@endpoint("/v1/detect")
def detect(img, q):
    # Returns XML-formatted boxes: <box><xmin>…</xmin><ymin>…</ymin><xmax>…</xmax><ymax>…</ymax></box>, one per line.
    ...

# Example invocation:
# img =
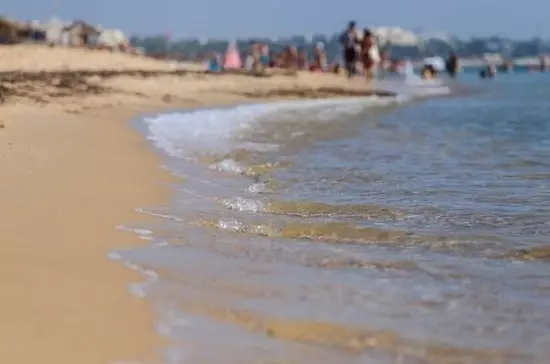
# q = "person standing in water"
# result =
<box><xmin>339</xmin><ymin>21</ymin><xmax>358</xmax><ymax>78</ymax></box>
<box><xmin>446</xmin><ymin>52</ymin><xmax>459</xmax><ymax>78</ymax></box>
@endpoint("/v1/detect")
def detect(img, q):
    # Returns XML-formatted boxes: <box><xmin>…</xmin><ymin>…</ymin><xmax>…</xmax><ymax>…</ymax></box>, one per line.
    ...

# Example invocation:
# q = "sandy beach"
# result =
<box><xmin>0</xmin><ymin>44</ymin><xmax>385</xmax><ymax>363</ymax></box>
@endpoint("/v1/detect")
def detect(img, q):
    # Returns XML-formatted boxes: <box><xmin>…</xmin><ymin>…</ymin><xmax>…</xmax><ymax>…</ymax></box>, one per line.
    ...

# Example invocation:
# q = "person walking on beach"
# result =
<box><xmin>339</xmin><ymin>21</ymin><xmax>358</xmax><ymax>78</ymax></box>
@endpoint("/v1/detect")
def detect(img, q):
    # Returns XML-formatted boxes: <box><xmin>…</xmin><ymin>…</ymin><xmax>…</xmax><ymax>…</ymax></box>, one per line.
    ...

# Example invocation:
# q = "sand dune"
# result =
<box><xmin>0</xmin><ymin>43</ymin><xmax>182</xmax><ymax>72</ymax></box>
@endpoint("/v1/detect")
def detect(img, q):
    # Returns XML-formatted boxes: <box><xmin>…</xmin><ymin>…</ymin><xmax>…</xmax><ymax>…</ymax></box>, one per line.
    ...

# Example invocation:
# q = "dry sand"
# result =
<box><xmin>0</xmin><ymin>44</ymin><xmax>384</xmax><ymax>363</ymax></box>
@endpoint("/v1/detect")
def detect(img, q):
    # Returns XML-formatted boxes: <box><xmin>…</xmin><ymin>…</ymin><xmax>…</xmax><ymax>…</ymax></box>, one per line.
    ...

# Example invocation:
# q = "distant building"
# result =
<box><xmin>62</xmin><ymin>20</ymin><xmax>100</xmax><ymax>46</ymax></box>
<box><xmin>96</xmin><ymin>28</ymin><xmax>128</xmax><ymax>49</ymax></box>
<box><xmin>0</xmin><ymin>17</ymin><xmax>25</xmax><ymax>43</ymax></box>
<box><xmin>39</xmin><ymin>18</ymin><xmax>66</xmax><ymax>44</ymax></box>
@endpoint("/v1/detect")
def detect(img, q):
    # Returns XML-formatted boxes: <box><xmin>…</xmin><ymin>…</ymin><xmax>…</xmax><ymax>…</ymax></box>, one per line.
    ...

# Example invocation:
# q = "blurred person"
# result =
<box><xmin>339</xmin><ymin>21</ymin><xmax>359</xmax><ymax>78</ymax></box>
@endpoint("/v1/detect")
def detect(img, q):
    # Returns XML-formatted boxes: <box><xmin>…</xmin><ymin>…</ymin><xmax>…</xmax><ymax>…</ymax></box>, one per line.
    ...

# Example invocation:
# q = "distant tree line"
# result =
<box><xmin>129</xmin><ymin>34</ymin><xmax>550</xmax><ymax>62</ymax></box>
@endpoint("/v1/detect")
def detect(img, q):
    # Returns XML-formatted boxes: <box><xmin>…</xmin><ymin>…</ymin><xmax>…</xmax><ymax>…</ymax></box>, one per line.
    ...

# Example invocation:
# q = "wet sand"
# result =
<box><xmin>0</xmin><ymin>44</ymin><xmax>389</xmax><ymax>363</ymax></box>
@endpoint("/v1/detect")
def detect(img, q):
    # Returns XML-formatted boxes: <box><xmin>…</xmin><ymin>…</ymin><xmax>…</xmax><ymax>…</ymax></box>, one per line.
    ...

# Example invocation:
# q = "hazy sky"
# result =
<box><xmin>2</xmin><ymin>0</ymin><xmax>548</xmax><ymax>39</ymax></box>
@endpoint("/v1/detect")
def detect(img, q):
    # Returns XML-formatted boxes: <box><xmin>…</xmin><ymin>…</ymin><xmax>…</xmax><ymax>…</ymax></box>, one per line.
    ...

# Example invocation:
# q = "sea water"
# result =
<box><xmin>113</xmin><ymin>74</ymin><xmax>550</xmax><ymax>364</ymax></box>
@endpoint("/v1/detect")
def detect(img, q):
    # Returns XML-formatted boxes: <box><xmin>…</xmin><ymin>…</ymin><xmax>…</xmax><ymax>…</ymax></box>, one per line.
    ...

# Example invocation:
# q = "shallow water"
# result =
<box><xmin>115</xmin><ymin>75</ymin><xmax>550</xmax><ymax>363</ymax></box>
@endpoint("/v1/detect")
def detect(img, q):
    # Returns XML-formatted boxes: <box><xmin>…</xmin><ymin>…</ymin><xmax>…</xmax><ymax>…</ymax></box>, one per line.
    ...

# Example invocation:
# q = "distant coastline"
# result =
<box><xmin>3</xmin><ymin>15</ymin><xmax>547</xmax><ymax>69</ymax></box>
<box><xmin>131</xmin><ymin>34</ymin><xmax>550</xmax><ymax>65</ymax></box>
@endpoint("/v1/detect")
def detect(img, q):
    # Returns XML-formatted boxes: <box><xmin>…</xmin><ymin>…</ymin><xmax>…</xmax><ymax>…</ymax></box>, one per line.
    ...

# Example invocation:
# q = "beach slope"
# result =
<box><xmin>0</xmin><ymin>44</ymin><xmax>385</xmax><ymax>363</ymax></box>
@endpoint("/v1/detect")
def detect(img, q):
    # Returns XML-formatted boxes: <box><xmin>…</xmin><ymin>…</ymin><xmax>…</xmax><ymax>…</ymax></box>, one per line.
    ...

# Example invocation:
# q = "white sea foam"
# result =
<box><xmin>217</xmin><ymin>218</ymin><xmax>246</xmax><ymax>232</ymax></box>
<box><xmin>128</xmin><ymin>282</ymin><xmax>148</xmax><ymax>298</ymax></box>
<box><xmin>107</xmin><ymin>248</ymin><xmax>160</xmax><ymax>299</ymax></box>
<box><xmin>209</xmin><ymin>158</ymin><xmax>247</xmax><ymax>174</ymax></box>
<box><xmin>219</xmin><ymin>197</ymin><xmax>265</xmax><ymax>213</ymax></box>
<box><xmin>135</xmin><ymin>207</ymin><xmax>184</xmax><ymax>223</ymax></box>
<box><xmin>375</xmin><ymin>76</ymin><xmax>452</xmax><ymax>98</ymax></box>
<box><xmin>107</xmin><ymin>251</ymin><xmax>123</xmax><ymax>261</ymax></box>
<box><xmin>248</xmin><ymin>182</ymin><xmax>271</xmax><ymax>193</ymax></box>
<box><xmin>116</xmin><ymin>225</ymin><xmax>155</xmax><ymax>240</ymax></box>
<box><xmin>236</xmin><ymin>141</ymin><xmax>280</xmax><ymax>152</ymax></box>
<box><xmin>143</xmin><ymin>97</ymin><xmax>399</xmax><ymax>159</ymax></box>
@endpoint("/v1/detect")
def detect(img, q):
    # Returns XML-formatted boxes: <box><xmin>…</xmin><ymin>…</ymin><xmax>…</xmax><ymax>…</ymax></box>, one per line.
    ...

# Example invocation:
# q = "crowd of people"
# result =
<box><xmin>207</xmin><ymin>41</ymin><xmax>334</xmax><ymax>74</ymax></box>
<box><xmin>207</xmin><ymin>21</ymin><xmax>461</xmax><ymax>80</ymax></box>
<box><xmin>339</xmin><ymin>21</ymin><xmax>460</xmax><ymax>80</ymax></box>
<box><xmin>243</xmin><ymin>41</ymin><xmax>331</xmax><ymax>72</ymax></box>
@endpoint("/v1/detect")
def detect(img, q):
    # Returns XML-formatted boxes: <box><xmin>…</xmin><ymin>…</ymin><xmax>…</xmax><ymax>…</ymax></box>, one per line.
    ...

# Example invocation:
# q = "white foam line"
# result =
<box><xmin>107</xmin><ymin>250</ymin><xmax>160</xmax><ymax>298</ymax></box>
<box><xmin>115</xmin><ymin>225</ymin><xmax>154</xmax><ymax>237</ymax></box>
<box><xmin>176</xmin><ymin>187</ymin><xmax>208</xmax><ymax>199</ymax></box>
<box><xmin>124</xmin><ymin>262</ymin><xmax>140</xmax><ymax>271</ymax></box>
<box><xmin>143</xmin><ymin>269</ymin><xmax>159</xmax><ymax>280</ymax></box>
<box><xmin>109</xmin><ymin>224</ymin><xmax>187</xmax><ymax>364</ymax></box>
<box><xmin>128</xmin><ymin>282</ymin><xmax>147</xmax><ymax>298</ymax></box>
<box><xmin>135</xmin><ymin>207</ymin><xmax>184</xmax><ymax>223</ymax></box>
<box><xmin>143</xmin><ymin>96</ymin><xmax>399</xmax><ymax>159</ymax></box>
<box><xmin>107</xmin><ymin>251</ymin><xmax>123</xmax><ymax>261</ymax></box>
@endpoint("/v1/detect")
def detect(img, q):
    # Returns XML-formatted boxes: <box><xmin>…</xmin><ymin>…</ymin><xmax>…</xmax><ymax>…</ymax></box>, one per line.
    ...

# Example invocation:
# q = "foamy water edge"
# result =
<box><xmin>109</xmin><ymin>82</ymin><xmax>453</xmax><ymax>363</ymax></box>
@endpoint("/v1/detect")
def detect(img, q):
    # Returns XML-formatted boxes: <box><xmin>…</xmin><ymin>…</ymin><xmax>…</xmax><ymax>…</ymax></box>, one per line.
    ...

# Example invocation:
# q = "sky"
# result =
<box><xmin>2</xmin><ymin>0</ymin><xmax>549</xmax><ymax>40</ymax></box>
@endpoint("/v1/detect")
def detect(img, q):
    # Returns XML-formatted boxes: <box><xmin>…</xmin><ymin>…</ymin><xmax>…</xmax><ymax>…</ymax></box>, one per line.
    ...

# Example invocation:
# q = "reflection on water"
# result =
<box><xmin>118</xmin><ymin>76</ymin><xmax>550</xmax><ymax>363</ymax></box>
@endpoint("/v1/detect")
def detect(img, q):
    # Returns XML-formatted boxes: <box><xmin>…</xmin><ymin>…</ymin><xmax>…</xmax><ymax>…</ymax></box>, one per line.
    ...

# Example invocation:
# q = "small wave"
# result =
<box><xmin>219</xmin><ymin>197</ymin><xmax>266</xmax><ymax>213</ymax></box>
<box><xmin>194</xmin><ymin>215</ymin><xmax>500</xmax><ymax>255</ymax></box>
<box><xmin>218</xmin><ymin>197</ymin><xmax>404</xmax><ymax>220</ymax></box>
<box><xmin>501</xmin><ymin>246</ymin><xmax>550</xmax><ymax>262</ymax></box>
<box><xmin>135</xmin><ymin>207</ymin><xmax>185</xmax><ymax>223</ymax></box>
<box><xmin>209</xmin><ymin>158</ymin><xmax>247</xmax><ymax>174</ymax></box>
<box><xmin>278</xmin><ymin>221</ymin><xmax>409</xmax><ymax>242</ymax></box>
<box><xmin>197</xmin><ymin>216</ymin><xmax>410</xmax><ymax>244</ymax></box>
<box><xmin>266</xmin><ymin>200</ymin><xmax>404</xmax><ymax>220</ymax></box>
<box><xmin>374</xmin><ymin>77</ymin><xmax>453</xmax><ymax>98</ymax></box>
<box><xmin>176</xmin><ymin>302</ymin><xmax>525</xmax><ymax>363</ymax></box>
<box><xmin>178</xmin><ymin>301</ymin><xmax>399</xmax><ymax>352</ymax></box>
<box><xmin>115</xmin><ymin>225</ymin><xmax>155</xmax><ymax>241</ymax></box>
<box><xmin>236</xmin><ymin>141</ymin><xmax>280</xmax><ymax>152</ymax></box>
<box><xmin>143</xmin><ymin>97</ymin><xmax>398</xmax><ymax>159</ymax></box>
<box><xmin>247</xmin><ymin>181</ymin><xmax>281</xmax><ymax>194</ymax></box>
<box><xmin>217</xmin><ymin>218</ymin><xmax>247</xmax><ymax>232</ymax></box>
<box><xmin>311</xmin><ymin>256</ymin><xmax>421</xmax><ymax>272</ymax></box>
<box><xmin>209</xmin><ymin>158</ymin><xmax>290</xmax><ymax>177</ymax></box>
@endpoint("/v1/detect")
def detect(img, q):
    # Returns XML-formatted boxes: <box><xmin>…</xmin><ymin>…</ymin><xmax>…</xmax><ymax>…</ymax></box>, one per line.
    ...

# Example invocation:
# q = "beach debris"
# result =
<box><xmin>0</xmin><ymin>119</ymin><xmax>5</xmax><ymax>128</ymax></box>
<box><xmin>0</xmin><ymin>70</ymin><xmax>112</xmax><ymax>104</ymax></box>
<box><xmin>50</xmin><ymin>76</ymin><xmax>62</xmax><ymax>86</ymax></box>
<box><xmin>237</xmin><ymin>86</ymin><xmax>396</xmax><ymax>99</ymax></box>
<box><xmin>0</xmin><ymin>84</ymin><xmax>8</xmax><ymax>103</ymax></box>
<box><xmin>64</xmin><ymin>104</ymin><xmax>81</xmax><ymax>114</ymax></box>
<box><xmin>0</xmin><ymin>66</ymin><xmax>389</xmax><ymax>108</ymax></box>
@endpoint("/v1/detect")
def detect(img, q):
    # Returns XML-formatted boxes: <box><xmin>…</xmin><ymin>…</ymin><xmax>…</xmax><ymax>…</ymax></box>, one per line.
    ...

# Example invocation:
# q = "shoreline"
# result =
<box><xmin>0</xmin><ymin>44</ymin><xmax>399</xmax><ymax>363</ymax></box>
